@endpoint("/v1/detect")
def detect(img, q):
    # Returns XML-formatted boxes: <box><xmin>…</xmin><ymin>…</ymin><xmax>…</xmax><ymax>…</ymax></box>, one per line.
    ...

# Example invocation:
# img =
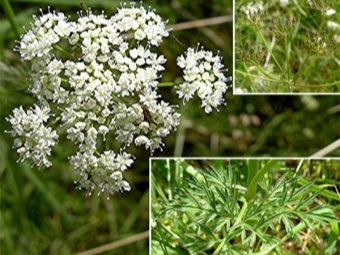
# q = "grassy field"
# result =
<box><xmin>235</xmin><ymin>0</ymin><xmax>340</xmax><ymax>93</ymax></box>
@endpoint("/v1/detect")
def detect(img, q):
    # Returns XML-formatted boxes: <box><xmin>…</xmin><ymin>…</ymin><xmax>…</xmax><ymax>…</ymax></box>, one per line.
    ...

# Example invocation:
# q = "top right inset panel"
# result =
<box><xmin>234</xmin><ymin>0</ymin><xmax>340</xmax><ymax>94</ymax></box>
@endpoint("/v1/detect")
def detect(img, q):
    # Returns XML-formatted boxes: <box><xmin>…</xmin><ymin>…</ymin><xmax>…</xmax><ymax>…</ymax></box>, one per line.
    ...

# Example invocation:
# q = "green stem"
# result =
<box><xmin>317</xmin><ymin>14</ymin><xmax>325</xmax><ymax>36</ymax></box>
<box><xmin>158</xmin><ymin>82</ymin><xmax>175</xmax><ymax>87</ymax></box>
<box><xmin>284</xmin><ymin>36</ymin><xmax>290</xmax><ymax>81</ymax></box>
<box><xmin>247</xmin><ymin>160</ymin><xmax>259</xmax><ymax>189</ymax></box>
<box><xmin>179</xmin><ymin>160</ymin><xmax>204</xmax><ymax>182</ymax></box>
<box><xmin>246</xmin><ymin>160</ymin><xmax>280</xmax><ymax>202</ymax></box>
<box><xmin>293</xmin><ymin>52</ymin><xmax>311</xmax><ymax>83</ymax></box>
<box><xmin>255</xmin><ymin>65</ymin><xmax>281</xmax><ymax>81</ymax></box>
<box><xmin>53</xmin><ymin>45</ymin><xmax>78</xmax><ymax>62</ymax></box>
<box><xmin>2</xmin><ymin>0</ymin><xmax>21</xmax><ymax>39</ymax></box>
<box><xmin>166</xmin><ymin>159</ymin><xmax>172</xmax><ymax>200</ymax></box>
<box><xmin>47</xmin><ymin>116</ymin><xmax>61</xmax><ymax>127</ymax></box>
<box><xmin>227</xmin><ymin>197</ymin><xmax>248</xmax><ymax>236</ymax></box>
<box><xmin>295</xmin><ymin>53</ymin><xmax>319</xmax><ymax>82</ymax></box>
<box><xmin>255</xmin><ymin>24</ymin><xmax>288</xmax><ymax>80</ymax></box>
<box><xmin>242</xmin><ymin>62</ymin><xmax>257</xmax><ymax>92</ymax></box>
<box><xmin>235</xmin><ymin>69</ymin><xmax>279</xmax><ymax>83</ymax></box>
<box><xmin>253</xmin><ymin>221</ymin><xmax>308</xmax><ymax>255</ymax></box>
<box><xmin>294</xmin><ymin>80</ymin><xmax>340</xmax><ymax>88</ymax></box>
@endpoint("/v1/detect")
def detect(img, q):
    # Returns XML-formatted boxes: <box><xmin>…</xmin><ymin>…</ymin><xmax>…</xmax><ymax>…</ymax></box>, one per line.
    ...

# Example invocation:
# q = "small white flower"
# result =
<box><xmin>116</xmin><ymin>152</ymin><xmax>134</xmax><ymax>171</ymax></box>
<box><xmin>279</xmin><ymin>0</ymin><xmax>289</xmax><ymax>8</ymax></box>
<box><xmin>325</xmin><ymin>9</ymin><xmax>336</xmax><ymax>17</ymax></box>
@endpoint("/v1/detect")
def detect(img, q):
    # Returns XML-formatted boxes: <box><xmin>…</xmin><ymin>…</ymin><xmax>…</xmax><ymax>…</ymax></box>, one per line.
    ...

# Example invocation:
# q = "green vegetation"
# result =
<box><xmin>0</xmin><ymin>0</ymin><xmax>232</xmax><ymax>254</ymax></box>
<box><xmin>235</xmin><ymin>0</ymin><xmax>340</xmax><ymax>92</ymax></box>
<box><xmin>152</xmin><ymin>159</ymin><xmax>340</xmax><ymax>254</ymax></box>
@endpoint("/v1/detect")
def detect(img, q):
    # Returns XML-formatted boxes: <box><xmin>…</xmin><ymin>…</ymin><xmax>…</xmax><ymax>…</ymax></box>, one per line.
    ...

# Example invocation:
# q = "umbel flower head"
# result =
<box><xmin>6</xmin><ymin>3</ymin><xmax>232</xmax><ymax>197</ymax></box>
<box><xmin>176</xmin><ymin>44</ymin><xmax>232</xmax><ymax>113</ymax></box>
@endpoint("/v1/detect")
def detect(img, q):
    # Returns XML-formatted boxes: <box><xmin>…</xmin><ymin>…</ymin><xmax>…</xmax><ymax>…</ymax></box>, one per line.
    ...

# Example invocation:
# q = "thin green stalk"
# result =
<box><xmin>293</xmin><ymin>52</ymin><xmax>311</xmax><ymax>83</ymax></box>
<box><xmin>247</xmin><ymin>160</ymin><xmax>259</xmax><ymax>188</ymax></box>
<box><xmin>255</xmin><ymin>65</ymin><xmax>281</xmax><ymax>81</ymax></box>
<box><xmin>284</xmin><ymin>36</ymin><xmax>290</xmax><ymax>81</ymax></box>
<box><xmin>158</xmin><ymin>82</ymin><xmax>175</xmax><ymax>87</ymax></box>
<box><xmin>166</xmin><ymin>159</ymin><xmax>172</xmax><ymax>200</ymax></box>
<box><xmin>294</xmin><ymin>80</ymin><xmax>340</xmax><ymax>88</ymax></box>
<box><xmin>2</xmin><ymin>0</ymin><xmax>21</xmax><ymax>39</ymax></box>
<box><xmin>180</xmin><ymin>160</ymin><xmax>204</xmax><ymax>182</ymax></box>
<box><xmin>242</xmin><ymin>62</ymin><xmax>257</xmax><ymax>92</ymax></box>
<box><xmin>235</xmin><ymin>69</ymin><xmax>278</xmax><ymax>83</ymax></box>
<box><xmin>295</xmin><ymin>53</ymin><xmax>319</xmax><ymax>82</ymax></box>
<box><xmin>317</xmin><ymin>13</ymin><xmax>325</xmax><ymax>36</ymax></box>
<box><xmin>253</xmin><ymin>221</ymin><xmax>308</xmax><ymax>255</ymax></box>
<box><xmin>255</xmin><ymin>24</ymin><xmax>288</xmax><ymax>80</ymax></box>
<box><xmin>154</xmin><ymin>217</ymin><xmax>169</xmax><ymax>255</ymax></box>
<box><xmin>227</xmin><ymin>197</ymin><xmax>248</xmax><ymax>236</ymax></box>
<box><xmin>48</xmin><ymin>116</ymin><xmax>61</xmax><ymax>126</ymax></box>
<box><xmin>246</xmin><ymin>160</ymin><xmax>280</xmax><ymax>202</ymax></box>
<box><xmin>53</xmin><ymin>45</ymin><xmax>78</xmax><ymax>62</ymax></box>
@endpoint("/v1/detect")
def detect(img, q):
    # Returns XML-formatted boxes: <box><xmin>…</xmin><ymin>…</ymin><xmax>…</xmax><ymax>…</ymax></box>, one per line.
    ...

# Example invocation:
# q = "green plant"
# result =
<box><xmin>151</xmin><ymin>159</ymin><xmax>340</xmax><ymax>254</ymax></box>
<box><xmin>235</xmin><ymin>0</ymin><xmax>340</xmax><ymax>93</ymax></box>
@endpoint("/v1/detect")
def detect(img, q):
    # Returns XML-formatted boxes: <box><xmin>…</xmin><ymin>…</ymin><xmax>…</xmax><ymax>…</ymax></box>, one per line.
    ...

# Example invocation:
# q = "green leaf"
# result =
<box><xmin>246</xmin><ymin>160</ymin><xmax>280</xmax><ymax>202</ymax></box>
<box><xmin>325</xmin><ymin>217</ymin><xmax>339</xmax><ymax>255</ymax></box>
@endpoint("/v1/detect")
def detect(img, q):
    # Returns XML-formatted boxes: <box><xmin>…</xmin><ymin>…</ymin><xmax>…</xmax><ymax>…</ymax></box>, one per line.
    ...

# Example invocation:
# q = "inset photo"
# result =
<box><xmin>234</xmin><ymin>1</ymin><xmax>340</xmax><ymax>94</ymax></box>
<box><xmin>151</xmin><ymin>158</ymin><xmax>340</xmax><ymax>254</ymax></box>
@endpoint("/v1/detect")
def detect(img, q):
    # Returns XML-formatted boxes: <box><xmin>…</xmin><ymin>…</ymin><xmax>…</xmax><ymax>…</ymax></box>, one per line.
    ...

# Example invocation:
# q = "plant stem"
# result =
<box><xmin>166</xmin><ymin>159</ymin><xmax>173</xmax><ymax>200</ymax></box>
<box><xmin>47</xmin><ymin>116</ymin><xmax>61</xmax><ymax>127</ymax></box>
<box><xmin>295</xmin><ymin>53</ymin><xmax>319</xmax><ymax>82</ymax></box>
<box><xmin>2</xmin><ymin>0</ymin><xmax>21</xmax><ymax>39</ymax></box>
<box><xmin>255</xmin><ymin>24</ymin><xmax>288</xmax><ymax>80</ymax></box>
<box><xmin>53</xmin><ymin>45</ymin><xmax>78</xmax><ymax>62</ymax></box>
<box><xmin>293</xmin><ymin>51</ymin><xmax>311</xmax><ymax>83</ymax></box>
<box><xmin>158</xmin><ymin>82</ymin><xmax>175</xmax><ymax>87</ymax></box>
<box><xmin>235</xmin><ymin>69</ymin><xmax>278</xmax><ymax>83</ymax></box>
<box><xmin>242</xmin><ymin>62</ymin><xmax>257</xmax><ymax>92</ymax></box>
<box><xmin>253</xmin><ymin>221</ymin><xmax>308</xmax><ymax>255</ymax></box>
<box><xmin>295</xmin><ymin>80</ymin><xmax>340</xmax><ymax>88</ymax></box>
<box><xmin>247</xmin><ymin>160</ymin><xmax>259</xmax><ymax>189</ymax></box>
<box><xmin>284</xmin><ymin>36</ymin><xmax>290</xmax><ymax>81</ymax></box>
<box><xmin>246</xmin><ymin>160</ymin><xmax>280</xmax><ymax>202</ymax></box>
<box><xmin>318</xmin><ymin>13</ymin><xmax>325</xmax><ymax>35</ymax></box>
<box><xmin>255</xmin><ymin>65</ymin><xmax>281</xmax><ymax>81</ymax></box>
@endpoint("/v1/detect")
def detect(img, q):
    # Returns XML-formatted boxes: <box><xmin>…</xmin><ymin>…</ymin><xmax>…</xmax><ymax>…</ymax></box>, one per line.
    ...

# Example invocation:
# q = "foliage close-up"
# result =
<box><xmin>235</xmin><ymin>0</ymin><xmax>340</xmax><ymax>93</ymax></box>
<box><xmin>151</xmin><ymin>159</ymin><xmax>340</xmax><ymax>254</ymax></box>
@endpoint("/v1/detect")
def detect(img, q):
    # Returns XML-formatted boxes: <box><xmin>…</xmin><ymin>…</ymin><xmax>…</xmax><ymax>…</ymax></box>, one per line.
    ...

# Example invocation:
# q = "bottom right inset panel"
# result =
<box><xmin>151</xmin><ymin>158</ymin><xmax>340</xmax><ymax>255</ymax></box>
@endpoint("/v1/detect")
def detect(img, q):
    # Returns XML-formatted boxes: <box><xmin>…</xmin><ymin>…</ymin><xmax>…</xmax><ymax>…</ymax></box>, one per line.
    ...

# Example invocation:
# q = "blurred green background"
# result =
<box><xmin>0</xmin><ymin>0</ymin><xmax>232</xmax><ymax>254</ymax></box>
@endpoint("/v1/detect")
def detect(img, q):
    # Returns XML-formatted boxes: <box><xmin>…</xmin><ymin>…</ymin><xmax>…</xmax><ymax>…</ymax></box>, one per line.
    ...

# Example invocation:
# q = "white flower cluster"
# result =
<box><xmin>7</xmin><ymin>3</ymin><xmax>181</xmax><ymax>196</ymax></box>
<box><xmin>7</xmin><ymin>3</ymin><xmax>231</xmax><ymax>197</ymax></box>
<box><xmin>240</xmin><ymin>1</ymin><xmax>264</xmax><ymax>14</ymax></box>
<box><xmin>176</xmin><ymin>46</ymin><xmax>232</xmax><ymax>113</ymax></box>
<box><xmin>6</xmin><ymin>105</ymin><xmax>58</xmax><ymax>168</ymax></box>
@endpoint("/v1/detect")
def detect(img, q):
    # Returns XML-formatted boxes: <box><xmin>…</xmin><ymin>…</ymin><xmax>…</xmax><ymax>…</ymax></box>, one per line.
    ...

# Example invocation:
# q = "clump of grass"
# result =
<box><xmin>235</xmin><ymin>0</ymin><xmax>340</xmax><ymax>93</ymax></box>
